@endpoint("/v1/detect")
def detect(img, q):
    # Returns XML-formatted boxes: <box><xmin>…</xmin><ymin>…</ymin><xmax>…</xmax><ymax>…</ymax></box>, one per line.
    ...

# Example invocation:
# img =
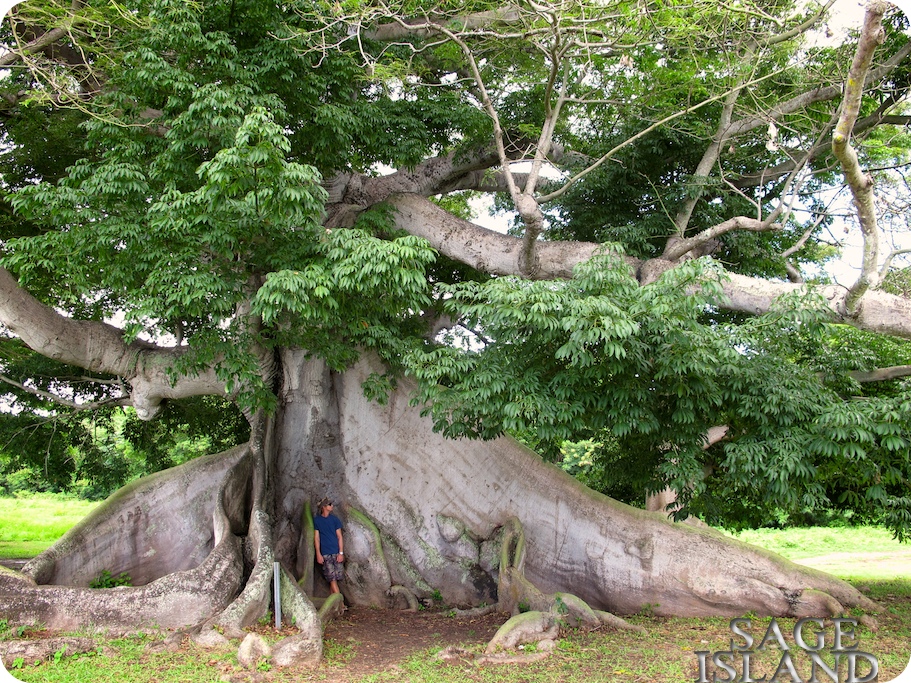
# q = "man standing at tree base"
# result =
<box><xmin>314</xmin><ymin>497</ymin><xmax>345</xmax><ymax>594</ymax></box>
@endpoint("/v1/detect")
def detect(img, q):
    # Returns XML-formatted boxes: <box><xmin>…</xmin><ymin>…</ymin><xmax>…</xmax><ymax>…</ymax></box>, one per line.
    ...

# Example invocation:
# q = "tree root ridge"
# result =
<box><xmin>387</xmin><ymin>584</ymin><xmax>420</xmax><ymax>611</ymax></box>
<box><xmin>0</xmin><ymin>535</ymin><xmax>244</xmax><ymax>633</ymax></box>
<box><xmin>472</xmin><ymin>517</ymin><xmax>646</xmax><ymax>656</ymax></box>
<box><xmin>0</xmin><ymin>447</ymin><xmax>251</xmax><ymax>635</ymax></box>
<box><xmin>21</xmin><ymin>445</ymin><xmax>249</xmax><ymax>588</ymax></box>
<box><xmin>316</xmin><ymin>592</ymin><xmax>346</xmax><ymax>624</ymax></box>
<box><xmin>451</xmin><ymin>603</ymin><xmax>499</xmax><ymax>618</ymax></box>
<box><xmin>436</xmin><ymin>644</ymin><xmax>555</xmax><ymax>667</ymax></box>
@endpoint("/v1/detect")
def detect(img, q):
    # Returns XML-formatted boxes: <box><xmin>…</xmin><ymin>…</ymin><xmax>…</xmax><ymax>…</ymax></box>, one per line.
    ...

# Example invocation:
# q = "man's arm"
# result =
<box><xmin>336</xmin><ymin>527</ymin><xmax>344</xmax><ymax>562</ymax></box>
<box><xmin>314</xmin><ymin>529</ymin><xmax>323</xmax><ymax>564</ymax></box>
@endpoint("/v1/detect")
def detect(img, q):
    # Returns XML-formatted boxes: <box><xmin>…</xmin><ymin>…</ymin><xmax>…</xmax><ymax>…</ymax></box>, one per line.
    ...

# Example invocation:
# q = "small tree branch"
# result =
<box><xmin>671</xmin><ymin>63</ymin><xmax>748</xmax><ymax>238</ymax></box>
<box><xmin>780</xmin><ymin>213</ymin><xmax>827</xmax><ymax>283</ymax></box>
<box><xmin>879</xmin><ymin>247</ymin><xmax>911</xmax><ymax>280</ymax></box>
<box><xmin>0</xmin><ymin>373</ymin><xmax>131</xmax><ymax>411</ymax></box>
<box><xmin>662</xmin><ymin>216</ymin><xmax>780</xmax><ymax>261</ymax></box>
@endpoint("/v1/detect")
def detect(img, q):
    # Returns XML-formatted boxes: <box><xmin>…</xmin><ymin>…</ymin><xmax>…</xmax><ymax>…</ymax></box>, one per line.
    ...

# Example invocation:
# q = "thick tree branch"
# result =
<box><xmin>0</xmin><ymin>0</ymin><xmax>88</xmax><ymax>69</ymax></box>
<box><xmin>387</xmin><ymin>193</ymin><xmax>911</xmax><ymax>339</ymax></box>
<box><xmin>362</xmin><ymin>4</ymin><xmax>627</xmax><ymax>46</ymax></box>
<box><xmin>364</xmin><ymin>7</ymin><xmax>525</xmax><ymax>42</ymax></box>
<box><xmin>322</xmin><ymin>138</ymin><xmax>575</xmax><ymax>208</ymax></box>
<box><xmin>434</xmin><ymin>168</ymin><xmax>523</xmax><ymax>195</ymax></box>
<box><xmin>720</xmin><ymin>270</ymin><xmax>911</xmax><ymax>338</ymax></box>
<box><xmin>849</xmin><ymin>365</ymin><xmax>911</xmax><ymax>382</ymax></box>
<box><xmin>324</xmin><ymin>146</ymin><xmax>500</xmax><ymax>204</ymax></box>
<box><xmin>0</xmin><ymin>267</ymin><xmax>227</xmax><ymax>419</ymax></box>
<box><xmin>0</xmin><ymin>27</ymin><xmax>70</xmax><ymax>68</ymax></box>
<box><xmin>386</xmin><ymin>193</ymin><xmax>604</xmax><ymax>278</ymax></box>
<box><xmin>0</xmin><ymin>268</ymin><xmax>146</xmax><ymax>376</ymax></box>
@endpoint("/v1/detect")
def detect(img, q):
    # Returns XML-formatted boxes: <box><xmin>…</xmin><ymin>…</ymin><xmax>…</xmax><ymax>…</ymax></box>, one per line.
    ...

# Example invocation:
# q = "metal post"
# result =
<box><xmin>273</xmin><ymin>561</ymin><xmax>282</xmax><ymax>629</ymax></box>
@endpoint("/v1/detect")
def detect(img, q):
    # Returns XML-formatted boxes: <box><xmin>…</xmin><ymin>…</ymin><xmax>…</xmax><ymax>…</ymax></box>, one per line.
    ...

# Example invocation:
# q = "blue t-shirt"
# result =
<box><xmin>313</xmin><ymin>513</ymin><xmax>343</xmax><ymax>555</ymax></box>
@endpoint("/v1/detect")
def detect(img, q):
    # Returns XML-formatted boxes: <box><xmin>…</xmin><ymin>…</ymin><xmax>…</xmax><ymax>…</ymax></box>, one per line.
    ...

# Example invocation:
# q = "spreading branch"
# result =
<box><xmin>849</xmin><ymin>365</ymin><xmax>911</xmax><ymax>383</ymax></box>
<box><xmin>385</xmin><ymin>193</ymin><xmax>911</xmax><ymax>339</ymax></box>
<box><xmin>0</xmin><ymin>267</ymin><xmax>227</xmax><ymax>419</ymax></box>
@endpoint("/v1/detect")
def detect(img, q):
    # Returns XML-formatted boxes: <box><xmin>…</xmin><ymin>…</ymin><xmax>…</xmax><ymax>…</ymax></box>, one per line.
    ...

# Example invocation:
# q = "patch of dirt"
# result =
<box><xmin>318</xmin><ymin>608</ymin><xmax>508</xmax><ymax>676</ymax></box>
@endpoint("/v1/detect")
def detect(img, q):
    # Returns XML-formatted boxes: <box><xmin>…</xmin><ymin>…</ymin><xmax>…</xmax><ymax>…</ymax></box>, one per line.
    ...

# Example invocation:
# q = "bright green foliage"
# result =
<box><xmin>405</xmin><ymin>248</ymin><xmax>911</xmax><ymax>535</ymax></box>
<box><xmin>407</xmin><ymin>251</ymin><xmax>739</xmax><ymax>484</ymax></box>
<box><xmin>694</xmin><ymin>315</ymin><xmax>911</xmax><ymax>535</ymax></box>
<box><xmin>252</xmin><ymin>224</ymin><xmax>436</xmax><ymax>370</ymax></box>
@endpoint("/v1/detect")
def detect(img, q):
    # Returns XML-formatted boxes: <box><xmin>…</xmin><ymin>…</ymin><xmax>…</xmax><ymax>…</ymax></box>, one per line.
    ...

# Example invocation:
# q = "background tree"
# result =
<box><xmin>0</xmin><ymin>0</ymin><xmax>909</xmax><ymax>662</ymax></box>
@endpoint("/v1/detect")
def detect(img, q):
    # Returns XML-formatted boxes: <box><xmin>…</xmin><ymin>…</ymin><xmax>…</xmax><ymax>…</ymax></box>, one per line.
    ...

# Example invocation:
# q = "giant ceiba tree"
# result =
<box><xmin>1</xmin><ymin>0</ymin><xmax>910</xmax><ymax>664</ymax></box>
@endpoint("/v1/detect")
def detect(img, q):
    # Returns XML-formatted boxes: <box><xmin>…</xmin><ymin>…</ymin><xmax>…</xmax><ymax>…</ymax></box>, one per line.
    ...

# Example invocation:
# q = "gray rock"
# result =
<box><xmin>237</xmin><ymin>633</ymin><xmax>272</xmax><ymax>669</ymax></box>
<box><xmin>192</xmin><ymin>628</ymin><xmax>230</xmax><ymax>649</ymax></box>
<box><xmin>271</xmin><ymin>633</ymin><xmax>321</xmax><ymax>668</ymax></box>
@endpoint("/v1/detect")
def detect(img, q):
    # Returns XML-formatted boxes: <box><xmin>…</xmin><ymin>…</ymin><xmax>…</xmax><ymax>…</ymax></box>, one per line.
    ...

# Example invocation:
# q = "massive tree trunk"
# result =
<box><xmin>0</xmin><ymin>349</ymin><xmax>875</xmax><ymax>662</ymax></box>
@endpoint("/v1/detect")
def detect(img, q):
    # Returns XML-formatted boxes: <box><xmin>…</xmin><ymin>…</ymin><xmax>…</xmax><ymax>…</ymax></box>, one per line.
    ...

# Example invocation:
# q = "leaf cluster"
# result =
<box><xmin>401</xmin><ymin>249</ymin><xmax>911</xmax><ymax>536</ymax></box>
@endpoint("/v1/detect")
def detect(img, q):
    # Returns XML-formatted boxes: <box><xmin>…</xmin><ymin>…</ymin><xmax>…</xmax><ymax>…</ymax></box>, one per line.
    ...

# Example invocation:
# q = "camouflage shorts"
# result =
<box><xmin>321</xmin><ymin>554</ymin><xmax>344</xmax><ymax>582</ymax></box>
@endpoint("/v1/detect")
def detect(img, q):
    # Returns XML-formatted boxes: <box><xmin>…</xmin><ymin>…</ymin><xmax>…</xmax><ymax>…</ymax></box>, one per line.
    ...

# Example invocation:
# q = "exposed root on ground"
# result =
<box><xmin>388</xmin><ymin>585</ymin><xmax>420</xmax><ymax>611</ymax></box>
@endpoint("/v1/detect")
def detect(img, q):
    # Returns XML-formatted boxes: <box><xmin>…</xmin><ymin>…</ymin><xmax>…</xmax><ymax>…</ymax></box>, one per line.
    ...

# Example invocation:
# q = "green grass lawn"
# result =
<box><xmin>728</xmin><ymin>525</ymin><xmax>911</xmax><ymax>581</ymax></box>
<box><xmin>730</xmin><ymin>525</ymin><xmax>905</xmax><ymax>558</ymax></box>
<box><xmin>0</xmin><ymin>493</ymin><xmax>99</xmax><ymax>558</ymax></box>
<box><xmin>4</xmin><ymin>580</ymin><xmax>909</xmax><ymax>683</ymax></box>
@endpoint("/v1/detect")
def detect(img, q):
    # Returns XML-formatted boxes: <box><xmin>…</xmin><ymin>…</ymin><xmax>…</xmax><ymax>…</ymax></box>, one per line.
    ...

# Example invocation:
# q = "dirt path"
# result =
<box><xmin>319</xmin><ymin>607</ymin><xmax>508</xmax><ymax>677</ymax></box>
